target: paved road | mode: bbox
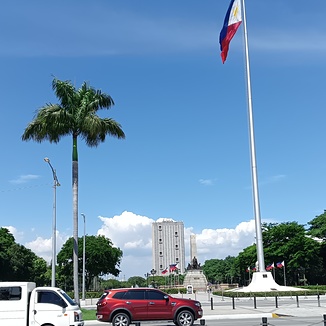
[85,316,326,326]
[83,291,326,325]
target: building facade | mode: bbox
[152,218,185,274]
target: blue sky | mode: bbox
[1,0,326,279]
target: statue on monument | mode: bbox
[187,256,201,270]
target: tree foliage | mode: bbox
[57,235,122,291]
[202,256,239,284]
[307,210,326,240]
[0,228,48,284]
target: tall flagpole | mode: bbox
[241,0,265,272]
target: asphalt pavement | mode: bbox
[82,291,326,325]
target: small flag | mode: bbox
[169,263,178,272]
[276,261,284,268]
[161,267,168,274]
[266,263,275,271]
[219,0,242,63]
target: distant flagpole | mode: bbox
[241,0,265,272]
[283,261,287,286]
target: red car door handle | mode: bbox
[149,302,155,305]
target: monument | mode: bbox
[183,235,207,291]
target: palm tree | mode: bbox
[22,78,125,302]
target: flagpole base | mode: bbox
[228,272,306,293]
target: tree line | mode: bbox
[0,228,122,290]
[202,211,326,287]
[1,211,326,289]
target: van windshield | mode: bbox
[58,290,77,306]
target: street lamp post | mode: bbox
[150,269,156,288]
[81,213,86,301]
[44,157,60,287]
[144,273,149,287]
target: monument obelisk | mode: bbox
[183,234,207,291]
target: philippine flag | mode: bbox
[161,267,168,275]
[169,264,178,272]
[219,0,242,63]
[266,263,274,271]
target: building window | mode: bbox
[175,231,178,236]
[176,258,179,261]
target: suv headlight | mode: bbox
[194,302,201,307]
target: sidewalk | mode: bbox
[178,291,326,319]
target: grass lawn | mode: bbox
[81,308,97,321]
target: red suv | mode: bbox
[96,288,203,326]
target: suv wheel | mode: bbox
[112,312,130,326]
[176,310,194,326]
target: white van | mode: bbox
[0,282,84,326]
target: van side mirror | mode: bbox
[164,295,169,301]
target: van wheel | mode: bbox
[112,312,130,326]
[176,310,194,326]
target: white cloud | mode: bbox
[260,174,286,186]
[199,179,215,186]
[4,212,257,280]
[3,226,24,242]
[10,174,40,184]
[25,231,69,263]
[96,211,256,279]
[97,211,154,253]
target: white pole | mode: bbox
[241,0,265,272]
[81,213,86,301]
[44,158,60,287]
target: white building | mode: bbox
[152,218,185,274]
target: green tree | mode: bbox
[307,210,326,240]
[262,222,323,285]
[235,222,323,286]
[237,244,257,280]
[32,257,50,286]
[0,228,15,280]
[307,211,326,282]
[128,276,146,287]
[22,78,125,301]
[0,227,48,284]
[57,235,122,291]
[203,256,238,284]
[101,278,122,289]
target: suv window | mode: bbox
[146,290,166,300]
[112,291,126,299]
[123,290,145,300]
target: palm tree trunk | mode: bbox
[72,136,79,303]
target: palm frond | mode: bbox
[80,116,125,147]
[52,78,77,110]
[22,104,73,143]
